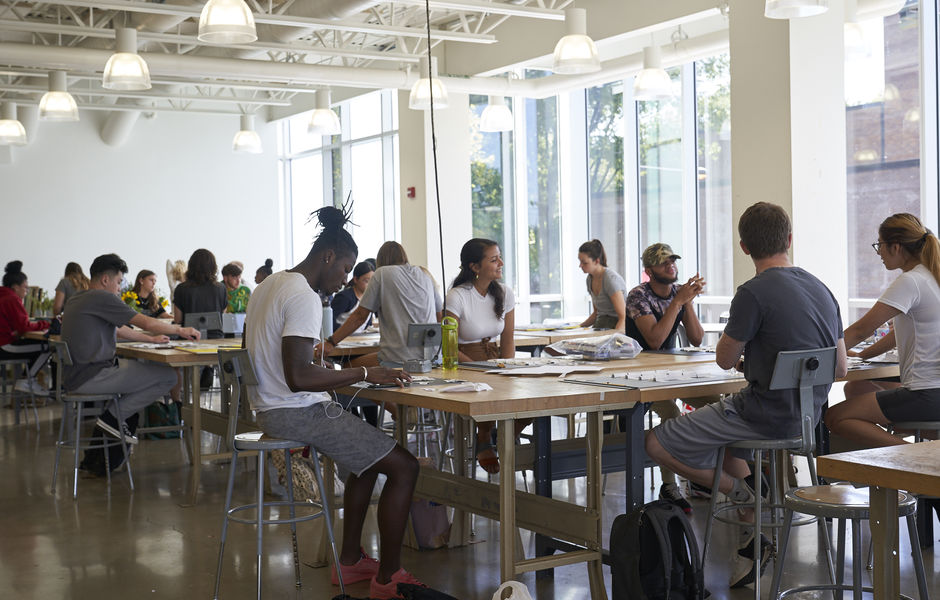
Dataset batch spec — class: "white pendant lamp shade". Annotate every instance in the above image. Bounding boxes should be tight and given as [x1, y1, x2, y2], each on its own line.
[0, 102, 27, 146]
[633, 46, 673, 101]
[198, 0, 257, 44]
[233, 114, 263, 154]
[552, 8, 600, 74]
[409, 56, 449, 110]
[765, 0, 828, 19]
[103, 28, 151, 91]
[308, 89, 341, 136]
[39, 70, 79, 122]
[480, 96, 513, 132]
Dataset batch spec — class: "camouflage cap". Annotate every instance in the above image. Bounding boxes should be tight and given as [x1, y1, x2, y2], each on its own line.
[642, 243, 681, 268]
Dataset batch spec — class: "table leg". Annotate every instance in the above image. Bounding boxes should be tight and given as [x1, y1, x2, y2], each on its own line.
[185, 366, 202, 506]
[624, 403, 646, 510]
[182, 370, 194, 465]
[869, 485, 900, 600]
[586, 410, 608, 600]
[534, 416, 554, 579]
[499, 417, 517, 582]
[449, 415, 471, 547]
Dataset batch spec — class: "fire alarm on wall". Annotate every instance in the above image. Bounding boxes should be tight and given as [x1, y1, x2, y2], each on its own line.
[406, 186, 416, 198]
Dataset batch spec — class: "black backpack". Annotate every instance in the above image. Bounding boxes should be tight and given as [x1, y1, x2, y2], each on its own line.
[610, 499, 706, 600]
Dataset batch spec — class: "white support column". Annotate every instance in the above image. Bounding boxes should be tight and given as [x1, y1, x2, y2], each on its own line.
[560, 88, 590, 319]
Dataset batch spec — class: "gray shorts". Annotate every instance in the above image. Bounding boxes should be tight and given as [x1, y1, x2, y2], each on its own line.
[255, 402, 397, 478]
[876, 386, 940, 423]
[652, 396, 774, 470]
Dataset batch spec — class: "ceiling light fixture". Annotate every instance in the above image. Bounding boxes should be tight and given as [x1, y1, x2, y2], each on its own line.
[633, 44, 674, 101]
[198, 0, 257, 44]
[103, 28, 152, 91]
[765, 0, 829, 19]
[409, 56, 448, 111]
[552, 8, 600, 74]
[39, 71, 79, 122]
[480, 95, 513, 132]
[0, 102, 27, 146]
[232, 114, 262, 154]
[308, 88, 341, 136]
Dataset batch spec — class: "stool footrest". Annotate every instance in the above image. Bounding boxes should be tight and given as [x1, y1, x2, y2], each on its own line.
[227, 500, 326, 527]
[779, 583, 915, 600]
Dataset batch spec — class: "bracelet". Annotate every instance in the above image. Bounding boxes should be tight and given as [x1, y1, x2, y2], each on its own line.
[361, 366, 368, 382]
[326, 335, 336, 346]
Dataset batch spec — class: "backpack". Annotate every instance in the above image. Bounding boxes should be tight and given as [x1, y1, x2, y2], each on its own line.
[610, 499, 705, 600]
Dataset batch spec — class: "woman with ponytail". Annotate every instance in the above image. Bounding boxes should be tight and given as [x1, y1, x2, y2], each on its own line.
[445, 238, 517, 473]
[52, 262, 90, 315]
[578, 239, 627, 331]
[244, 205, 424, 599]
[254, 258, 274, 284]
[826, 213, 940, 446]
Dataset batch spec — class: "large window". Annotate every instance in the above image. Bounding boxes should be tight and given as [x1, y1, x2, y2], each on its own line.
[281, 90, 399, 264]
[587, 82, 626, 277]
[846, 0, 922, 319]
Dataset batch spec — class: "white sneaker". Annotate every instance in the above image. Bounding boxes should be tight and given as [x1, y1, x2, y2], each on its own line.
[96, 417, 139, 445]
[14, 379, 48, 396]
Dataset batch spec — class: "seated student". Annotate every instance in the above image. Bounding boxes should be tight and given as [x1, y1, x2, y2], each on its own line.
[131, 270, 172, 319]
[245, 206, 424, 599]
[625, 243, 708, 511]
[254, 258, 274, 285]
[221, 262, 251, 313]
[645, 203, 847, 588]
[578, 239, 627, 331]
[445, 238, 518, 473]
[165, 259, 186, 298]
[62, 253, 199, 475]
[331, 260, 375, 334]
[172, 248, 227, 336]
[323, 241, 443, 368]
[53, 262, 90, 316]
[0, 261, 50, 394]
[826, 213, 940, 446]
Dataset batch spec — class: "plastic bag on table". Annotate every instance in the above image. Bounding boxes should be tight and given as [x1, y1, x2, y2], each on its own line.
[545, 333, 642, 360]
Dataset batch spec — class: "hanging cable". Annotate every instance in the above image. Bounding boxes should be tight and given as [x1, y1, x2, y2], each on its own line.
[423, 0, 447, 321]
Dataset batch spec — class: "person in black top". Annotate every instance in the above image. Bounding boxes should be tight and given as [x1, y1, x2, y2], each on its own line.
[331, 260, 375, 333]
[172, 248, 227, 338]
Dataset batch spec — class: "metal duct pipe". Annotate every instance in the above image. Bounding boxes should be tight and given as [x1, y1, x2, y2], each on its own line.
[17, 104, 39, 143]
[100, 104, 142, 146]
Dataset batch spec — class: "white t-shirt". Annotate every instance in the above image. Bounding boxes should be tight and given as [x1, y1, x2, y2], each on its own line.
[244, 271, 330, 412]
[445, 282, 515, 343]
[877, 263, 940, 390]
[359, 264, 443, 364]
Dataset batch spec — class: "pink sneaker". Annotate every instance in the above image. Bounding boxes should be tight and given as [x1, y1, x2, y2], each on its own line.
[369, 568, 426, 600]
[330, 548, 379, 585]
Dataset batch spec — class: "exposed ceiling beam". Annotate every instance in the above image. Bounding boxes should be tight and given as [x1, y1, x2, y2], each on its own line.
[395, 0, 564, 20]
[0, 83, 294, 105]
[8, 99, 261, 115]
[20, 0, 497, 43]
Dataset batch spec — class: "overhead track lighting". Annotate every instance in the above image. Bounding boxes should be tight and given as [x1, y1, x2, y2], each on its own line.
[232, 114, 262, 154]
[308, 89, 341, 136]
[198, 0, 258, 44]
[39, 70, 79, 122]
[552, 8, 600, 74]
[409, 56, 449, 111]
[0, 102, 27, 146]
[765, 0, 829, 19]
[633, 45, 674, 101]
[103, 28, 151, 91]
[480, 96, 513, 132]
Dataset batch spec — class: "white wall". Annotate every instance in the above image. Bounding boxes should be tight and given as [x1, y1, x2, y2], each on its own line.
[0, 110, 283, 296]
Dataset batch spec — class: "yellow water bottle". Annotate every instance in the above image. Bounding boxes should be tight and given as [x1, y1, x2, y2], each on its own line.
[441, 316, 458, 373]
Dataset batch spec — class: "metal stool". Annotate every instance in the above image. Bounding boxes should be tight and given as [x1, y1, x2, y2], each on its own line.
[703, 347, 836, 600]
[769, 483, 929, 600]
[213, 350, 344, 600]
[48, 340, 134, 498]
[1, 357, 41, 429]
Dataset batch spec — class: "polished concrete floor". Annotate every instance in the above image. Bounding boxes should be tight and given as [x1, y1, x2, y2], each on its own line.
[0, 402, 937, 600]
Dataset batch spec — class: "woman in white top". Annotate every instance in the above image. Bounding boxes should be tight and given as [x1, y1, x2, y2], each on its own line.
[826, 213, 940, 446]
[445, 238, 516, 473]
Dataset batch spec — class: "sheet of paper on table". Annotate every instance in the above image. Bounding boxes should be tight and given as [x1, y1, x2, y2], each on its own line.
[487, 365, 605, 376]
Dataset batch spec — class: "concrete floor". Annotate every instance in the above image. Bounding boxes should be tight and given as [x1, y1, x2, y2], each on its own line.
[0, 402, 937, 600]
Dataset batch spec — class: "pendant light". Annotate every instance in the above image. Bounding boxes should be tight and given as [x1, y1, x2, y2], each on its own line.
[198, 0, 257, 44]
[480, 96, 513, 132]
[103, 28, 151, 91]
[0, 102, 27, 146]
[765, 0, 828, 19]
[232, 114, 262, 154]
[308, 88, 341, 136]
[552, 8, 600, 74]
[39, 71, 79, 122]
[633, 44, 673, 101]
[409, 56, 449, 111]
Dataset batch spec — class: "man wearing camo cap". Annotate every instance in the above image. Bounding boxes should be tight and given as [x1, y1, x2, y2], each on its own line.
[624, 242, 707, 514]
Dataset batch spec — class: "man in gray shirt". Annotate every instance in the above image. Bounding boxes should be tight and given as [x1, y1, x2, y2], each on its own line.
[62, 253, 200, 474]
[645, 203, 847, 588]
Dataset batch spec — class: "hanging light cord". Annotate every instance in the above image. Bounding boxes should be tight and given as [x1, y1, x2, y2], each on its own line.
[424, 0, 447, 319]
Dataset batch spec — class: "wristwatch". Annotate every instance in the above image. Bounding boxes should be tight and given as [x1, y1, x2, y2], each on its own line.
[326, 335, 336, 346]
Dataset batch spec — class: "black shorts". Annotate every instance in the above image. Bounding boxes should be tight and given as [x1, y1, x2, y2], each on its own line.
[875, 386, 940, 422]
